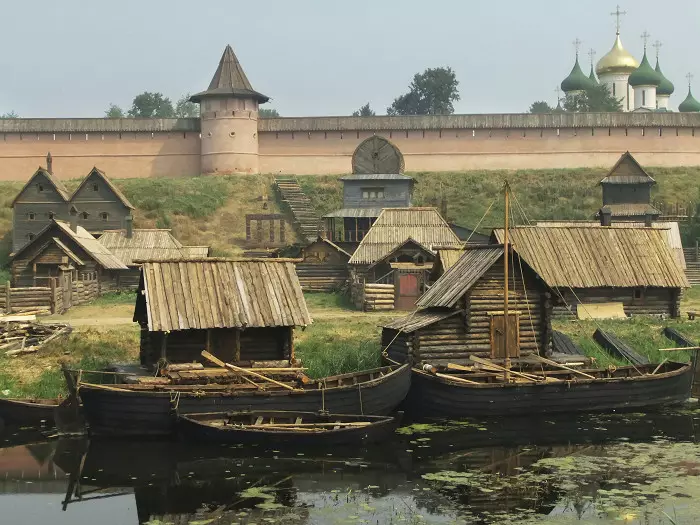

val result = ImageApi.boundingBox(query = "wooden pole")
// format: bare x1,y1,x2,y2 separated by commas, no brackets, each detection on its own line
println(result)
234,329,241,362
201,350,297,391
503,182,510,382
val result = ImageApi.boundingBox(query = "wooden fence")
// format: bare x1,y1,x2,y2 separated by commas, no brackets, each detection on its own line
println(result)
0,281,60,314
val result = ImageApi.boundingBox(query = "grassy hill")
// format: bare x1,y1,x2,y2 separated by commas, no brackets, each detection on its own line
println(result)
0,166,697,270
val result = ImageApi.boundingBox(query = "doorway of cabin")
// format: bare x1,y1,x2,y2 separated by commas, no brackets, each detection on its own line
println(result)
395,272,421,310
490,313,520,358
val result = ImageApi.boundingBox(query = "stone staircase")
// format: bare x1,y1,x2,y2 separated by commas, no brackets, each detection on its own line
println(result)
274,176,319,243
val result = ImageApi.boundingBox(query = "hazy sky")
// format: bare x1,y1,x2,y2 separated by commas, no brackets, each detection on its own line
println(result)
1,0,699,117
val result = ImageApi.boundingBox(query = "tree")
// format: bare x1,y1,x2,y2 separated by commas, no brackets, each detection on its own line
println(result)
259,108,280,118
175,94,199,118
352,103,376,117
387,67,460,115
0,111,19,118
128,92,175,118
528,101,554,114
563,84,623,113
105,104,125,118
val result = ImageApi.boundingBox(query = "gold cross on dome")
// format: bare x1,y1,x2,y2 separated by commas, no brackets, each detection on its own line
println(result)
611,5,627,34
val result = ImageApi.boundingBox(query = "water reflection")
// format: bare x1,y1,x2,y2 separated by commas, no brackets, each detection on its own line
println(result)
0,405,696,524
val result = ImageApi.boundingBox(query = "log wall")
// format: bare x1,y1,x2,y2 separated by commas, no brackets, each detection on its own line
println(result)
0,283,56,314
71,279,99,306
295,263,348,292
363,283,395,311
553,287,681,318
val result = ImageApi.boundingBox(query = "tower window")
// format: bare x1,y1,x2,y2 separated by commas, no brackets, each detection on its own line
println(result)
81,212,89,220
99,212,109,221
28,212,35,221
37,184,44,192
27,233,35,241
92,183,99,191
642,91,646,106
612,83,616,96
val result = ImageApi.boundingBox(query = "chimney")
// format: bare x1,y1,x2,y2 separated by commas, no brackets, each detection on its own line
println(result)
644,212,653,228
125,215,133,239
46,152,53,174
69,206,79,232
600,208,612,227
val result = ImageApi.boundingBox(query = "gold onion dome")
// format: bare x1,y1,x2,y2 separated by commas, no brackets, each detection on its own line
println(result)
596,34,639,76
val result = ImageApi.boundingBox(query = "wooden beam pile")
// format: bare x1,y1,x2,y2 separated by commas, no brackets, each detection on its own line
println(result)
0,318,72,356
364,283,394,311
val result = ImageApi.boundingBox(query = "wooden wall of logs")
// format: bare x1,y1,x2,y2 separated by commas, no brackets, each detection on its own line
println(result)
362,283,395,311
296,263,349,292
553,288,681,318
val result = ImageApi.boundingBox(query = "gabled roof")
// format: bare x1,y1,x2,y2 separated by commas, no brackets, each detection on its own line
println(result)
384,309,463,333
349,208,462,265
11,220,128,270
598,203,661,218
600,152,656,185
98,229,190,266
368,237,436,269
308,237,352,258
417,246,503,308
71,167,135,209
492,226,688,289
137,259,312,332
11,167,70,206
180,246,211,258
190,45,269,103
323,207,384,218
434,247,465,273
339,174,414,181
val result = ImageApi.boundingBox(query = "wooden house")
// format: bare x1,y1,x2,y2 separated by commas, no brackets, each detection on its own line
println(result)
382,245,553,366
296,237,351,292
134,259,312,369
11,166,70,252
597,152,661,222
69,167,135,235
9,219,128,305
492,226,689,317
348,208,462,310
99,225,208,290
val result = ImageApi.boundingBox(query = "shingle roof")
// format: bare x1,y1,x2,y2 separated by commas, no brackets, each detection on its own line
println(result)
138,259,312,332
53,221,128,270
598,203,661,217
492,226,688,289
190,45,269,103
98,229,189,266
339,174,414,181
72,167,135,209
180,246,211,258
435,247,465,273
600,152,656,185
384,309,463,333
349,208,462,265
417,246,503,308
323,207,385,218
11,167,70,206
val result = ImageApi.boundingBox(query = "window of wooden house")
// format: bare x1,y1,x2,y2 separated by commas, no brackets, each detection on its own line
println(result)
26,233,35,241
633,288,644,300
100,212,109,221
27,212,35,221
92,183,99,191
362,187,385,200
36,184,44,192
80,212,89,220
47,211,55,219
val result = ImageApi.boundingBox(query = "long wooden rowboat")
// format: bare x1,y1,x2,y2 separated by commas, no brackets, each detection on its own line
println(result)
178,410,403,446
0,398,58,426
78,363,411,437
405,361,693,418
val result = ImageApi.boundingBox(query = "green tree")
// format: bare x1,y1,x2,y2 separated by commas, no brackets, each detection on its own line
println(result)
175,94,199,117
259,108,280,118
128,92,175,118
0,111,19,118
528,101,554,114
105,104,125,118
387,67,460,115
563,84,623,113
352,103,376,117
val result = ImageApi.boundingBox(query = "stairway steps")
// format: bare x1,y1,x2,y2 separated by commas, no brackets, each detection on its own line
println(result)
274,176,320,243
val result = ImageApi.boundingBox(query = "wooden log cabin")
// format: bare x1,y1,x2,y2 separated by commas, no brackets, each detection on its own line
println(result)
296,237,351,292
348,208,462,311
133,259,312,369
382,245,552,366
491,226,689,318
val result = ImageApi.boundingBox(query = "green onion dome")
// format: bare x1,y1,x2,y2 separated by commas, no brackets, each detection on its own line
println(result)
628,51,661,87
678,87,700,112
654,59,674,96
588,65,598,85
561,58,595,93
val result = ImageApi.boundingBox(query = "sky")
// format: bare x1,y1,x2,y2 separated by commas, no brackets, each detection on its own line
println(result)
1,0,699,118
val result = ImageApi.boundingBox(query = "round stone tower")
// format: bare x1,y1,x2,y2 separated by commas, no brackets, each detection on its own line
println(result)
190,45,269,174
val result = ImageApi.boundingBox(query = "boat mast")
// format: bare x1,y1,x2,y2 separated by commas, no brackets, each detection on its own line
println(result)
503,182,511,382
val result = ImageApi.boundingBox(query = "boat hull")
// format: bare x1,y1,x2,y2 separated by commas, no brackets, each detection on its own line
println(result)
407,362,694,418
178,411,403,446
0,398,58,426
79,364,411,437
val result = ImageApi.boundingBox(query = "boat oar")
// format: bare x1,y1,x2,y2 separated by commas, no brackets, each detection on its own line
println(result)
201,351,297,391
527,354,596,380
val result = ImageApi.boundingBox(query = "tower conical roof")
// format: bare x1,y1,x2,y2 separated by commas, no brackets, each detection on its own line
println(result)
628,51,661,87
588,64,598,85
190,45,269,103
678,86,700,112
561,57,595,93
654,59,674,96
596,34,639,76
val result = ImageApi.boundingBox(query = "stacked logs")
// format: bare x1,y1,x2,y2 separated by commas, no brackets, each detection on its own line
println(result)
295,263,348,292
1,286,53,315
363,283,395,311
1,320,72,356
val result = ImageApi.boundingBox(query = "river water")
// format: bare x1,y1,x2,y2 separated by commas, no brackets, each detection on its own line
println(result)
0,406,698,524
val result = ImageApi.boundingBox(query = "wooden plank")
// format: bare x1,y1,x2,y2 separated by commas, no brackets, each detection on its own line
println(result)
593,328,650,366
177,261,196,328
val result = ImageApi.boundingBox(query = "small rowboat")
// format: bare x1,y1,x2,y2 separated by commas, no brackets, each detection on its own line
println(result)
0,397,58,426
178,410,403,446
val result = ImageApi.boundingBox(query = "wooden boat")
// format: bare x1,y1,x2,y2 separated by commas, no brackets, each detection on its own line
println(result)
178,410,403,446
0,397,58,426
405,360,694,418
77,363,411,437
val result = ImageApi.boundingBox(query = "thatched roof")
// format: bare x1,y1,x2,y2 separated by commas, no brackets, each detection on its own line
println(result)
492,226,688,289
137,259,312,332
98,229,191,266
349,208,462,265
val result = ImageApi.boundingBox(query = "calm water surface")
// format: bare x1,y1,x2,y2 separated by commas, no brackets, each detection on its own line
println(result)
0,406,699,524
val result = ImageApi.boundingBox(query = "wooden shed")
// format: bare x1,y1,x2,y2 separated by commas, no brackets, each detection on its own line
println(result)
597,152,661,221
382,245,552,366
492,226,689,317
297,237,351,292
133,259,312,369
348,208,462,310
